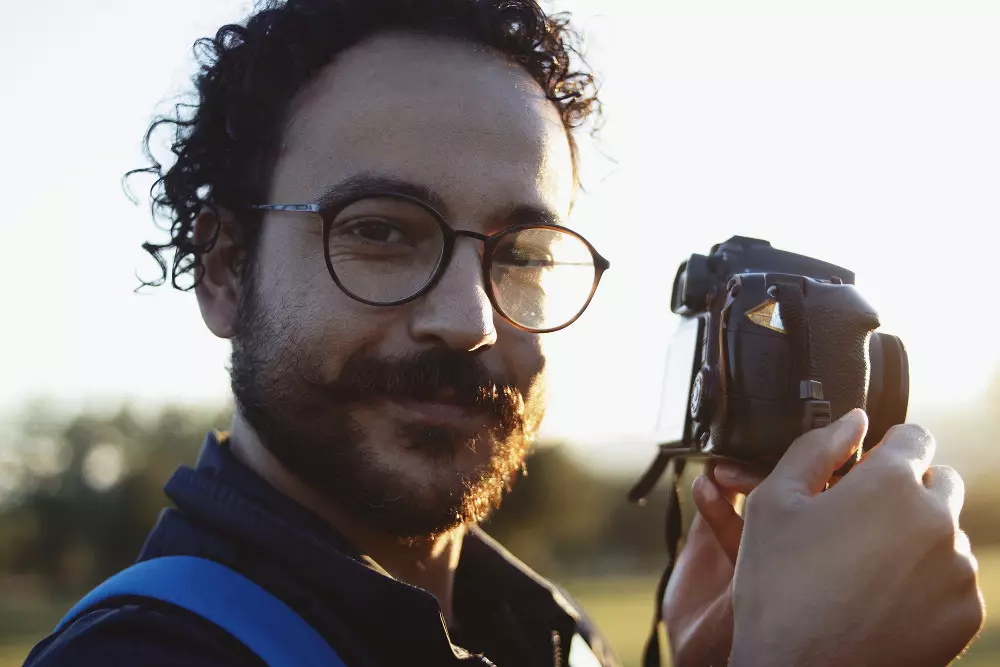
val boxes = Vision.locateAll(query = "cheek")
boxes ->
[503,332,548,436]
[252,228,392,374]
[500,328,546,394]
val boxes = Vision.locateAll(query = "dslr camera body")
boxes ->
[627,236,912,666]
[653,236,909,474]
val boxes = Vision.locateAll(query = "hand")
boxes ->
[729,409,985,667]
[662,461,767,667]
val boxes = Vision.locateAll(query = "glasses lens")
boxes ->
[490,227,597,331]
[326,196,445,303]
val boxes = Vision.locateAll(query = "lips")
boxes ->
[391,399,479,424]
[385,387,491,424]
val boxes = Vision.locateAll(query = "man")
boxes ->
[25,0,983,665]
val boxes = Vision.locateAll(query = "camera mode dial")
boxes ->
[690,366,714,423]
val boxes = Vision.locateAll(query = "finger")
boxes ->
[712,460,768,495]
[953,531,980,603]
[861,423,937,481]
[923,464,965,522]
[826,474,846,488]
[670,588,735,667]
[955,530,976,561]
[703,462,744,507]
[770,408,868,497]
[693,474,743,564]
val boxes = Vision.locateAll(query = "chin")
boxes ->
[242,401,528,540]
[371,434,496,498]
[355,433,517,539]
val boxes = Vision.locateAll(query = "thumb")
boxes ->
[770,408,868,497]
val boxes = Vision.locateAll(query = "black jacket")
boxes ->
[24,433,620,667]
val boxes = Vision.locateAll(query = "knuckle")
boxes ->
[931,464,965,492]
[742,487,766,516]
[926,503,957,542]
[931,462,959,476]
[888,422,933,442]
[958,558,980,590]
[943,553,986,638]
[743,486,778,517]
[873,458,917,489]
[961,591,986,636]
[884,422,936,454]
[955,531,975,560]
[950,539,980,581]
[968,549,980,575]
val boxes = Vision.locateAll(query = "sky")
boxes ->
[1,0,999,470]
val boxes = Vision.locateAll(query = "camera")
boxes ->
[654,235,909,471]
[627,236,911,665]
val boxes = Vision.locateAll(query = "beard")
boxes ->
[228,272,542,540]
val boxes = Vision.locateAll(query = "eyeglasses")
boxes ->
[251,192,610,333]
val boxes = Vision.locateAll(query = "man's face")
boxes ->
[227,33,575,539]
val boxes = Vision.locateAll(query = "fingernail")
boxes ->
[837,408,863,426]
[696,475,719,502]
[713,463,753,487]
[692,474,705,495]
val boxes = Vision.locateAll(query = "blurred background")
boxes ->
[2,0,999,665]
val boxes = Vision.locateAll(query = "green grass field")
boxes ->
[3,550,998,667]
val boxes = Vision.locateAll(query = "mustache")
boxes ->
[311,348,525,425]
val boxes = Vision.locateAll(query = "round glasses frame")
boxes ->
[252,192,611,334]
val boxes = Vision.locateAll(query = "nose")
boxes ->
[408,239,497,352]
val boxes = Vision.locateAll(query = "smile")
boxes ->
[388,399,482,424]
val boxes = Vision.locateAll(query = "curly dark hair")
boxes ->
[130,0,601,290]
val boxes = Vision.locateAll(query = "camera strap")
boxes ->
[636,452,687,667]
[632,280,832,667]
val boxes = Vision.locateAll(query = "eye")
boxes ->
[340,218,410,244]
[495,243,555,267]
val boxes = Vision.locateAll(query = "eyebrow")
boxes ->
[309,172,565,230]
[313,173,451,217]
[500,204,563,229]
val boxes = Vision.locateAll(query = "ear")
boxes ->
[194,208,243,339]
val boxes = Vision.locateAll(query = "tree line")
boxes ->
[0,398,997,599]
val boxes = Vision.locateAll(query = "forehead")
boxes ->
[270,32,575,222]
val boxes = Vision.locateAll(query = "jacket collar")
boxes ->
[161,432,578,660]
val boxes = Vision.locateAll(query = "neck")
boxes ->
[227,417,465,625]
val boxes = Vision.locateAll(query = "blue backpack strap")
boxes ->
[55,555,346,667]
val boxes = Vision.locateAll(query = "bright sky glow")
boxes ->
[2,0,998,470]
